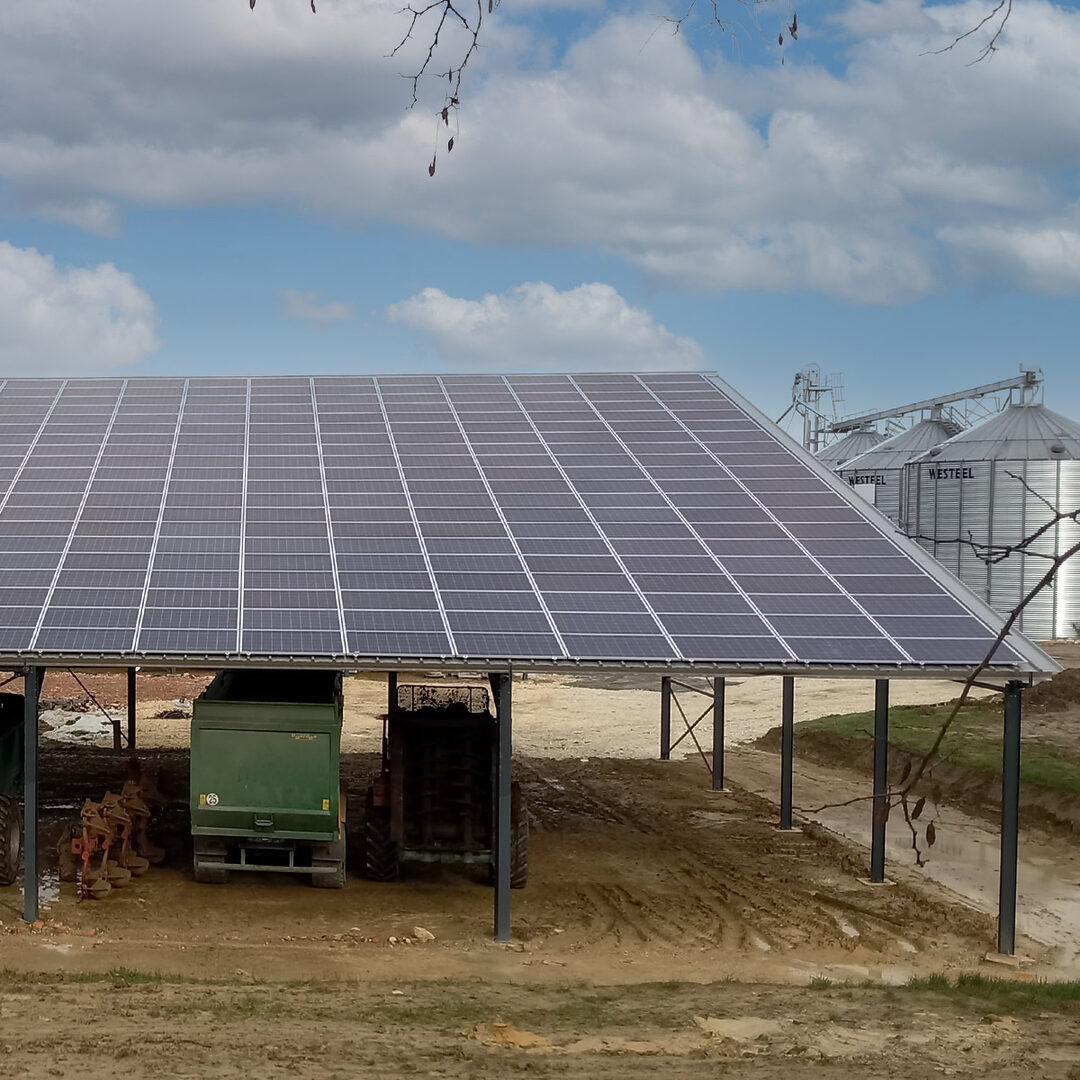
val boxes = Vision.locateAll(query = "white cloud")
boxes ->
[940,221,1080,293]
[0,1,1079,300]
[280,288,355,324]
[387,282,705,369]
[835,0,937,37]
[21,198,122,237]
[0,242,159,373]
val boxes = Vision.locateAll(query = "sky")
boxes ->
[0,0,1078,427]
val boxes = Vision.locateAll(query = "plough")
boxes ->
[59,771,165,900]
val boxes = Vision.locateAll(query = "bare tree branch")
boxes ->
[923,0,1013,64]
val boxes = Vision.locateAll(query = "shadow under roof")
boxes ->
[0,372,1058,680]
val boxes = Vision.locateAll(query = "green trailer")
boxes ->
[189,670,346,888]
[0,693,24,887]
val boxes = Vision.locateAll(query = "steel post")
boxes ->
[387,670,398,716]
[711,677,726,790]
[780,676,794,830]
[491,672,513,942]
[998,681,1023,956]
[660,676,671,761]
[23,667,41,924]
[127,667,137,750]
[870,679,889,882]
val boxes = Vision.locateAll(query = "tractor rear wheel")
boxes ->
[510,781,528,890]
[363,787,398,881]
[311,834,346,889]
[0,794,22,887]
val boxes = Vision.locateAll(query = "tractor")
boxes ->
[0,693,24,888]
[363,683,527,888]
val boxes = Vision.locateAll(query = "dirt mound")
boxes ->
[1026,667,1080,712]
[758,726,1080,839]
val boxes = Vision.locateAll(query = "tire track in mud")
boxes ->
[517,759,972,955]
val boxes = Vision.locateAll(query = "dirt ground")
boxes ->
[3,976,1080,1080]
[1,751,1014,985]
[2,650,1078,1078]
[14,666,998,757]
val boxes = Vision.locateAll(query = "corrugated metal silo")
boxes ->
[815,425,884,469]
[839,416,962,524]
[903,403,1080,639]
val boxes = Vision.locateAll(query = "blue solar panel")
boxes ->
[0,372,1052,674]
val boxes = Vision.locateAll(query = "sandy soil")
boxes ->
[0,750,1044,987]
[15,667,997,758]
[2,976,1078,1080]
[2,653,1076,1079]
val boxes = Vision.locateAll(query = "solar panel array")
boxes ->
[0,372,1043,671]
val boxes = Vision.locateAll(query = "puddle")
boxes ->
[803,787,1080,975]
[40,709,119,746]
[19,869,60,908]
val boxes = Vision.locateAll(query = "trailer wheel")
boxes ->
[363,787,398,882]
[0,794,22,887]
[510,782,528,890]
[311,835,346,889]
[193,842,228,885]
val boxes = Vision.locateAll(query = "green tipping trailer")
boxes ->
[189,670,346,888]
[0,694,24,886]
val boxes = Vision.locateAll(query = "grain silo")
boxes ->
[903,403,1080,639]
[815,424,884,469]
[838,415,963,524]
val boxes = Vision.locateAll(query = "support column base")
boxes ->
[856,877,897,887]
[773,825,803,834]
[983,951,1033,968]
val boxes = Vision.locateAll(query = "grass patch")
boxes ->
[904,973,1080,1012]
[802,703,1080,795]
[0,967,218,986]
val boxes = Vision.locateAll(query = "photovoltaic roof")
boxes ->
[0,372,1057,677]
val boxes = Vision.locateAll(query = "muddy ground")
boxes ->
[3,975,1080,1080]
[2,651,1078,1078]
[0,748,1036,984]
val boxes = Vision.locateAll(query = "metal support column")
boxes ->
[870,679,889,883]
[780,676,794,830]
[490,672,513,943]
[23,666,41,924]
[387,671,398,715]
[127,667,137,750]
[711,677,725,790]
[660,676,671,761]
[998,681,1023,956]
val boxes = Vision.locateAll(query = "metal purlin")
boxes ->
[435,376,570,659]
[235,378,252,654]
[309,378,349,657]
[29,380,130,651]
[634,374,916,663]
[372,376,457,657]
[132,379,190,652]
[499,376,685,660]
[565,375,800,663]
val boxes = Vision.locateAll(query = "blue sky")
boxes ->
[0,0,1078,428]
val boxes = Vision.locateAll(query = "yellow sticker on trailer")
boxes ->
[322,798,330,810]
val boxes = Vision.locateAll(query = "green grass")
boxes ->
[801,703,1080,795]
[0,967,216,986]
[904,973,1080,1012]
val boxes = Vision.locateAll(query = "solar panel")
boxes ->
[0,372,1054,675]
